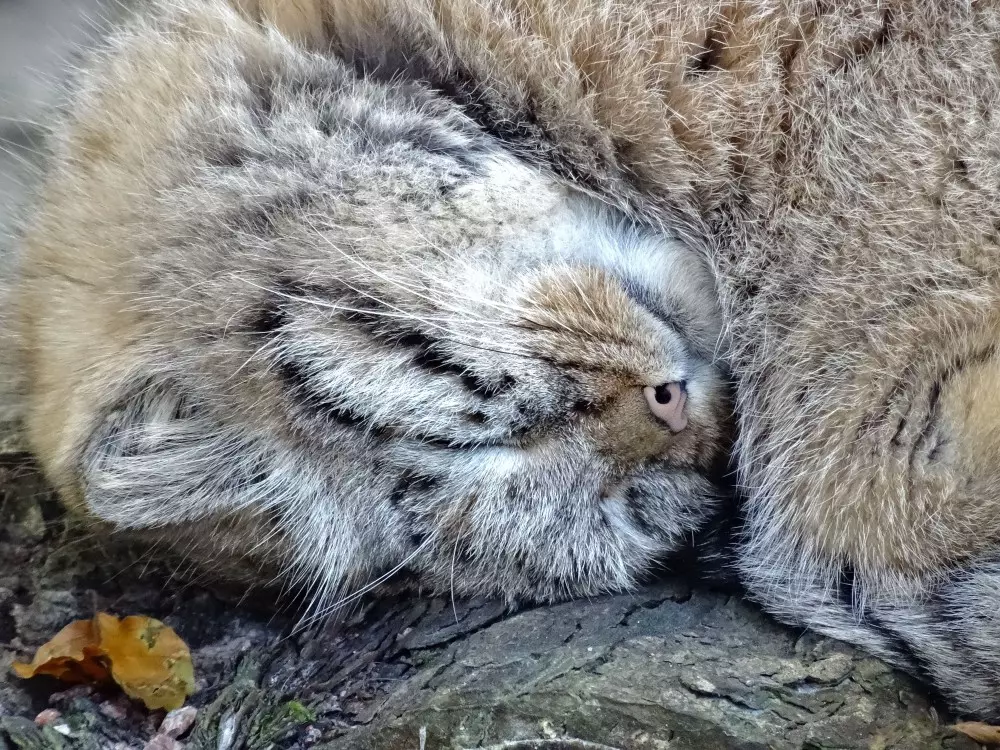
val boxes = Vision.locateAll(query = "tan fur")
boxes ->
[19,1,269,500]
[222,0,1000,578]
[13,0,731,615]
[15,0,1000,716]
[221,0,1000,714]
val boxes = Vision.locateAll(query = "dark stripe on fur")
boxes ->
[388,469,439,548]
[687,27,725,78]
[231,188,314,236]
[834,564,947,705]
[341,39,622,200]
[276,357,386,437]
[249,299,287,336]
[408,334,465,377]
[460,372,512,399]
[622,488,662,539]
[389,469,439,506]
[253,281,519,407]
[620,277,709,355]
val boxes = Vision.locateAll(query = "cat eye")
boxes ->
[644,381,688,432]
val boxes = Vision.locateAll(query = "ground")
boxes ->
[0,422,978,749]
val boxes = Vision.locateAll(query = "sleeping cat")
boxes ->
[9,0,732,611]
[15,0,1000,722]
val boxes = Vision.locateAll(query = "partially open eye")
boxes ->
[644,381,688,432]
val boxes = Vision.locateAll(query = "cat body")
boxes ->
[14,0,1000,719]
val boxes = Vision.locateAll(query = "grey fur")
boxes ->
[12,0,731,622]
[18,0,1000,722]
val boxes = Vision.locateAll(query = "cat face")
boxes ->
[79,172,732,607]
[240,182,733,604]
[16,2,732,608]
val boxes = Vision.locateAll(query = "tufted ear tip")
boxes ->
[644,382,688,432]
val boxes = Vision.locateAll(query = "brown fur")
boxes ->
[237,0,1000,715]
[13,0,731,615]
[15,0,1000,717]
[241,0,1000,581]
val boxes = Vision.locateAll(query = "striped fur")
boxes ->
[260,0,1000,719]
[15,0,1000,720]
[10,0,731,614]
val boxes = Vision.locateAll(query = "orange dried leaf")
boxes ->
[94,613,195,711]
[11,612,195,711]
[954,721,1000,744]
[11,618,111,684]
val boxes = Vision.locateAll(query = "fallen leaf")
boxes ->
[95,613,195,710]
[12,612,195,711]
[11,618,111,685]
[954,721,1000,744]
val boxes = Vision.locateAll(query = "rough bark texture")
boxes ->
[0,423,979,750]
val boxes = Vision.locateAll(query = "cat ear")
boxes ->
[79,378,265,528]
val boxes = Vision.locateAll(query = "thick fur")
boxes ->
[10,0,731,613]
[259,0,1000,717]
[14,0,1000,719]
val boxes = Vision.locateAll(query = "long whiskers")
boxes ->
[294,536,434,632]
[450,534,462,625]
[300,212,536,322]
[237,276,551,363]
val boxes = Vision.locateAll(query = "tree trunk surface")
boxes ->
[0,424,977,750]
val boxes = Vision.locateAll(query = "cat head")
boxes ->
[239,174,734,604]
[18,5,732,608]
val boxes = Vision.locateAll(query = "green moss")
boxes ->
[250,699,316,747]
[280,701,316,724]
